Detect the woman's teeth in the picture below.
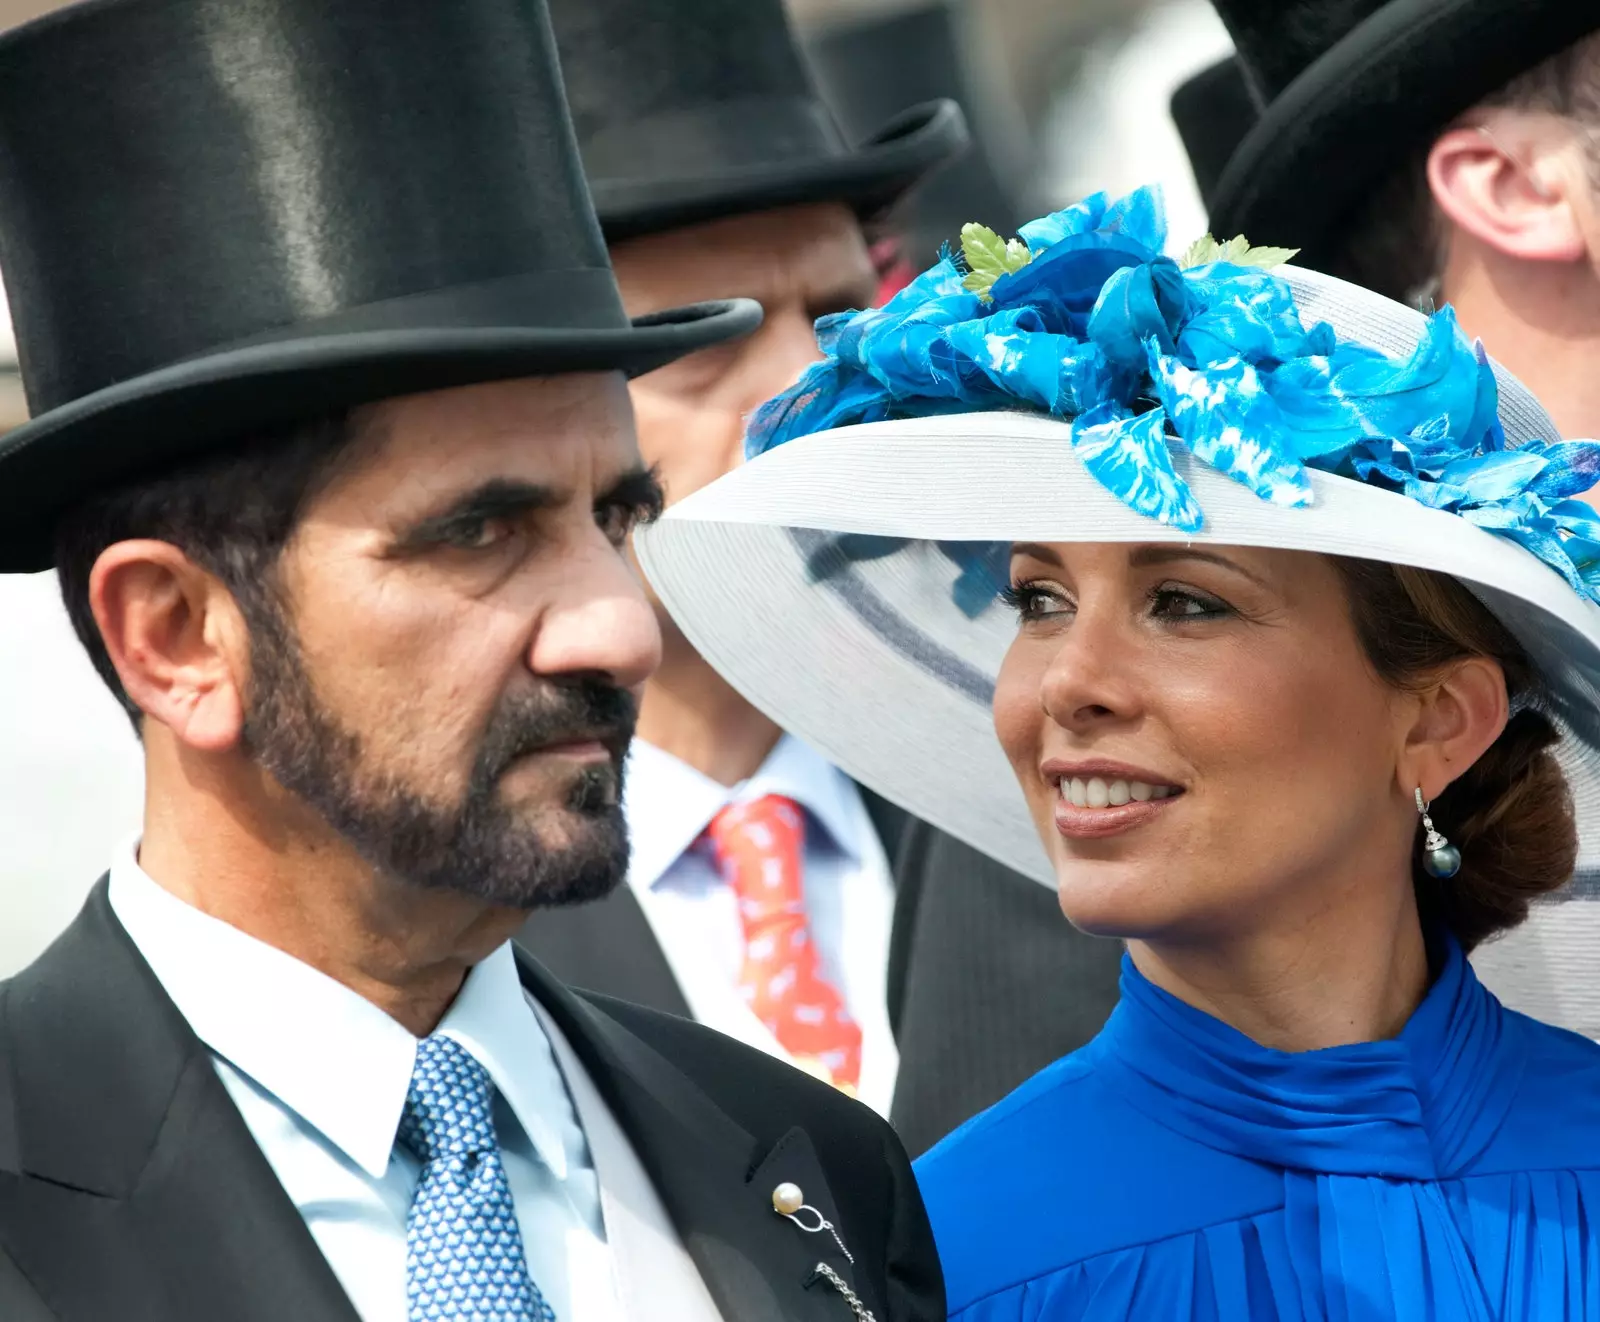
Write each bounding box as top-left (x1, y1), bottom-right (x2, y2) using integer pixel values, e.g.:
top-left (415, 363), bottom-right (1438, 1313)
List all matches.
top-left (1059, 777), bottom-right (1174, 809)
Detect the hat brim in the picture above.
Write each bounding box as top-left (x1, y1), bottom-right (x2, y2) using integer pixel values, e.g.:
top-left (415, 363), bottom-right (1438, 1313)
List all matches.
top-left (634, 267), bottom-right (1600, 892)
top-left (0, 297), bottom-right (760, 573)
top-left (1205, 0), bottom-right (1600, 257)
top-left (591, 99), bottom-right (970, 242)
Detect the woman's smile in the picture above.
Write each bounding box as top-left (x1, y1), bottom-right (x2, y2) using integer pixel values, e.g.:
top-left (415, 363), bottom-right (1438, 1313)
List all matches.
top-left (1042, 758), bottom-right (1184, 839)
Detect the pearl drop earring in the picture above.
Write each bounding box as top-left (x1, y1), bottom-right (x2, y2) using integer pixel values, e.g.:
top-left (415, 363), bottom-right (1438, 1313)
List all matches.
top-left (1416, 788), bottom-right (1462, 879)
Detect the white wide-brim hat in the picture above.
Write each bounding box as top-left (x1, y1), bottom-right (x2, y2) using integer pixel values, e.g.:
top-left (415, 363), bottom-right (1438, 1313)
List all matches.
top-left (636, 266), bottom-right (1600, 888)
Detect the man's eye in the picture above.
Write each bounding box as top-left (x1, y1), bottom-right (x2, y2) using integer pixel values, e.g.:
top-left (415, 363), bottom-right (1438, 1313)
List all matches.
top-left (448, 517), bottom-right (510, 549)
top-left (597, 503), bottom-right (649, 546)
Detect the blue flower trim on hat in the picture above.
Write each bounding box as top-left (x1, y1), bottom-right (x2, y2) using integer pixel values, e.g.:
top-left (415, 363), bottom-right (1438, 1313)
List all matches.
top-left (747, 185), bottom-right (1600, 609)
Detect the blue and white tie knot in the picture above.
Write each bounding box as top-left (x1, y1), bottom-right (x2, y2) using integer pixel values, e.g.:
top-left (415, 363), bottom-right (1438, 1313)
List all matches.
top-left (399, 1035), bottom-right (500, 1164)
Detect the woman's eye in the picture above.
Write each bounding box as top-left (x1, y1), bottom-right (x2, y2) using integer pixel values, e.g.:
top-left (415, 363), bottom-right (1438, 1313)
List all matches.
top-left (1002, 583), bottom-right (1072, 622)
top-left (1150, 586), bottom-right (1231, 620)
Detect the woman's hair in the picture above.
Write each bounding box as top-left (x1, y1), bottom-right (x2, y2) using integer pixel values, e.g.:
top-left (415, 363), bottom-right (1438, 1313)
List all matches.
top-left (1335, 559), bottom-right (1577, 951)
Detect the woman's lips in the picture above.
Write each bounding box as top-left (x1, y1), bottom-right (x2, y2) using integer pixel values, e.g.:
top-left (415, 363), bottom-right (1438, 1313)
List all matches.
top-left (1051, 776), bottom-right (1183, 840)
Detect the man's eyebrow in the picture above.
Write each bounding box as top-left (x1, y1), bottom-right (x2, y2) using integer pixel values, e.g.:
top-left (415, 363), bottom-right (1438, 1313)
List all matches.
top-left (391, 478), bottom-right (564, 551)
top-left (596, 464), bottom-right (666, 524)
top-left (806, 275), bottom-right (879, 322)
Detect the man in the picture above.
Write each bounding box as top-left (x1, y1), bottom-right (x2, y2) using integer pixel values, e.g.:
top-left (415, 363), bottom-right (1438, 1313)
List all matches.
top-left (516, 0), bottom-right (1126, 1156)
top-left (0, 2), bottom-right (942, 1319)
top-left (1171, 0), bottom-right (1600, 1036)
top-left (1173, 0), bottom-right (1600, 440)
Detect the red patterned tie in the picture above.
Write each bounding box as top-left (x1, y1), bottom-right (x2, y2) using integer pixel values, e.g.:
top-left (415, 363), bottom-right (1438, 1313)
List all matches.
top-left (705, 795), bottom-right (863, 1094)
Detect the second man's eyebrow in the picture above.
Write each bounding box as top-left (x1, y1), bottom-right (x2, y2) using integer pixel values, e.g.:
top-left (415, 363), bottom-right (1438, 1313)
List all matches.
top-left (390, 478), bottom-right (564, 552)
top-left (807, 278), bottom-right (879, 323)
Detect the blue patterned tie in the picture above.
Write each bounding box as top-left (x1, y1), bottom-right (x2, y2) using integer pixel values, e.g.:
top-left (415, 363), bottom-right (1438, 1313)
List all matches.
top-left (397, 1035), bottom-right (555, 1322)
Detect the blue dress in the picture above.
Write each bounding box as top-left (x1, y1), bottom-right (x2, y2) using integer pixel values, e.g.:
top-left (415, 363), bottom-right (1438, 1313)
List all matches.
top-left (915, 937), bottom-right (1600, 1320)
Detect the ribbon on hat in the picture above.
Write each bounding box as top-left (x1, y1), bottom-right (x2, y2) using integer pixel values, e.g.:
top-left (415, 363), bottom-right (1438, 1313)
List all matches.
top-left (748, 186), bottom-right (1600, 609)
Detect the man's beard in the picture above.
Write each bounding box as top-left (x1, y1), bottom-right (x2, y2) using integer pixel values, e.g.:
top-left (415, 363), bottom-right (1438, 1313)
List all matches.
top-left (238, 599), bottom-right (634, 909)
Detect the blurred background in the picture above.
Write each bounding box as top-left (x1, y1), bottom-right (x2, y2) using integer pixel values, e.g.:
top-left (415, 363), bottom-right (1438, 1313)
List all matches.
top-left (0, 0), bottom-right (1233, 975)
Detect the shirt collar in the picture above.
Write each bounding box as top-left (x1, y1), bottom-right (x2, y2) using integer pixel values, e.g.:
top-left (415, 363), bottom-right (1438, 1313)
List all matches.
top-left (623, 734), bottom-right (866, 892)
top-left (107, 837), bottom-right (569, 1182)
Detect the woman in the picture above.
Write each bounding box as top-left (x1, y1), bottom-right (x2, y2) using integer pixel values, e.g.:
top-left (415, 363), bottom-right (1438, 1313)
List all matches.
top-left (633, 187), bottom-right (1600, 1319)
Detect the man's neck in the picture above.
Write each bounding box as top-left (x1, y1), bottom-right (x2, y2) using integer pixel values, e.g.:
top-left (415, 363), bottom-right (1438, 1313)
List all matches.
top-left (137, 734), bottom-right (521, 1037)
top-left (636, 631), bottom-right (782, 788)
top-left (1443, 249), bottom-right (1600, 445)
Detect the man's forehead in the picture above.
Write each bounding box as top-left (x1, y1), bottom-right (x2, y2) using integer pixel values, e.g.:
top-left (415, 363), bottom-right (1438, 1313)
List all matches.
top-left (330, 374), bottom-right (638, 505)
top-left (612, 202), bottom-right (873, 306)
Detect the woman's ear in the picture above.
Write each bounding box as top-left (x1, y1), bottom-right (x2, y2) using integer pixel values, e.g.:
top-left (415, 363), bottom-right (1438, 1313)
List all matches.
top-left (1402, 655), bottom-right (1510, 802)
top-left (1428, 117), bottom-right (1589, 264)
top-left (89, 540), bottom-right (250, 752)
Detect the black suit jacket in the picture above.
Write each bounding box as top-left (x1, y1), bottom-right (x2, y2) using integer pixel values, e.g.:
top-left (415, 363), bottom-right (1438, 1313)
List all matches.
top-left (520, 790), bottom-right (1125, 1158)
top-left (0, 881), bottom-right (943, 1322)
top-left (883, 821), bottom-right (1124, 1157)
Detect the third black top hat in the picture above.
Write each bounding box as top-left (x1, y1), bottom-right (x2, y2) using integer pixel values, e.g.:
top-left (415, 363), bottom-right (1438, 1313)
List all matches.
top-left (1170, 0), bottom-right (1600, 266)
top-left (547, 0), bottom-right (970, 242)
top-left (0, 0), bottom-right (761, 572)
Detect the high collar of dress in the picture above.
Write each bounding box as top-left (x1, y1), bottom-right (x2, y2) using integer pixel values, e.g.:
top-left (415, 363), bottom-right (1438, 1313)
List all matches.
top-left (1096, 934), bottom-right (1527, 1181)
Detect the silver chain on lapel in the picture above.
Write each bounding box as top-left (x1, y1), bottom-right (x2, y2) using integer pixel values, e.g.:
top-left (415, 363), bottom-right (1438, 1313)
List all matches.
top-left (810, 1263), bottom-right (878, 1322)
top-left (772, 1182), bottom-right (878, 1320)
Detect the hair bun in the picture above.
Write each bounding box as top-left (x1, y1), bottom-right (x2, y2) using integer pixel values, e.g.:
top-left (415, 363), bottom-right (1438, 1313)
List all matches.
top-left (1424, 708), bottom-right (1576, 951)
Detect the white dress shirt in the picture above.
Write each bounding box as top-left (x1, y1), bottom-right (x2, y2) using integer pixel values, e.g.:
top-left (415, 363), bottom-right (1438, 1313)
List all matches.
top-left (623, 734), bottom-right (900, 1114)
top-left (108, 839), bottom-right (623, 1322)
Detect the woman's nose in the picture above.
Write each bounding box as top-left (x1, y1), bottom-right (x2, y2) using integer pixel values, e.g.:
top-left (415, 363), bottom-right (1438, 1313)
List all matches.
top-left (1036, 614), bottom-right (1142, 731)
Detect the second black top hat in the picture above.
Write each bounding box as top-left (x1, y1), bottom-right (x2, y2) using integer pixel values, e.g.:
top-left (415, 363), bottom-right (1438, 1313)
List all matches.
top-left (548, 0), bottom-right (970, 241)
top-left (1171, 0), bottom-right (1600, 264)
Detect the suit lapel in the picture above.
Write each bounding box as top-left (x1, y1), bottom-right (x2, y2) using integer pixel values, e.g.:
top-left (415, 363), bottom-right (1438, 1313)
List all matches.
top-left (853, 782), bottom-right (910, 872)
top-left (515, 883), bottom-right (693, 1018)
top-left (0, 882), bottom-right (359, 1322)
top-left (516, 950), bottom-right (871, 1322)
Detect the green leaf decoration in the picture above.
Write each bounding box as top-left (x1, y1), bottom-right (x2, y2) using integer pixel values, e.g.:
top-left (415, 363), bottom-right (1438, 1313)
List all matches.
top-left (959, 222), bottom-right (1035, 301)
top-left (1179, 233), bottom-right (1300, 270)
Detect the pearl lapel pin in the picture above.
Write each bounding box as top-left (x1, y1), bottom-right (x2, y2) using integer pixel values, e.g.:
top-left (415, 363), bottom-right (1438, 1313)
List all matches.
top-left (770, 1182), bottom-right (878, 1322)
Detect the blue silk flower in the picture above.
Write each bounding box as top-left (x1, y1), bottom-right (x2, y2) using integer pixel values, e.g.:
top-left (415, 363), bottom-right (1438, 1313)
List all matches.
top-left (746, 185), bottom-right (1600, 609)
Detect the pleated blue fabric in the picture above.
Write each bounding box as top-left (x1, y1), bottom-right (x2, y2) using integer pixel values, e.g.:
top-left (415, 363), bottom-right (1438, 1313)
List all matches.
top-left (915, 937), bottom-right (1600, 1320)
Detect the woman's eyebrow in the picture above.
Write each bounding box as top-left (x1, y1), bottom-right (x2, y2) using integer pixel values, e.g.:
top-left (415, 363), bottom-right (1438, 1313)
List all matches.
top-left (1127, 545), bottom-right (1272, 588)
top-left (1011, 541), bottom-right (1065, 568)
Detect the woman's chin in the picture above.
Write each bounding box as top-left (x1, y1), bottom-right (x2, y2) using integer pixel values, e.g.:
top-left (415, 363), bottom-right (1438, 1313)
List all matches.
top-left (1053, 862), bottom-right (1178, 941)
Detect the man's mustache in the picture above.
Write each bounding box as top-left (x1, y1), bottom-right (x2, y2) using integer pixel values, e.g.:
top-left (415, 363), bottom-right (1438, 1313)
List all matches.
top-left (473, 681), bottom-right (638, 785)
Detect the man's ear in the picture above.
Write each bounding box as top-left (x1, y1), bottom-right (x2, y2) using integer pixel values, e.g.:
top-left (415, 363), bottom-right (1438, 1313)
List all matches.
top-left (1400, 655), bottom-right (1510, 804)
top-left (1428, 116), bottom-right (1588, 264)
top-left (88, 540), bottom-right (250, 752)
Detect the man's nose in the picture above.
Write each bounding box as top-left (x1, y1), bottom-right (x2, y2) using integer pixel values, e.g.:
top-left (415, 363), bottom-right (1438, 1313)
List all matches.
top-left (528, 540), bottom-right (662, 690)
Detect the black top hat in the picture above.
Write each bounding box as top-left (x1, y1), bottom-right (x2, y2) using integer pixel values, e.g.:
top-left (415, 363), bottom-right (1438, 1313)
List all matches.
top-left (547, 0), bottom-right (971, 243)
top-left (0, 0), bottom-right (762, 572)
top-left (1169, 0), bottom-right (1600, 265)
top-left (806, 1), bottom-right (1023, 267)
